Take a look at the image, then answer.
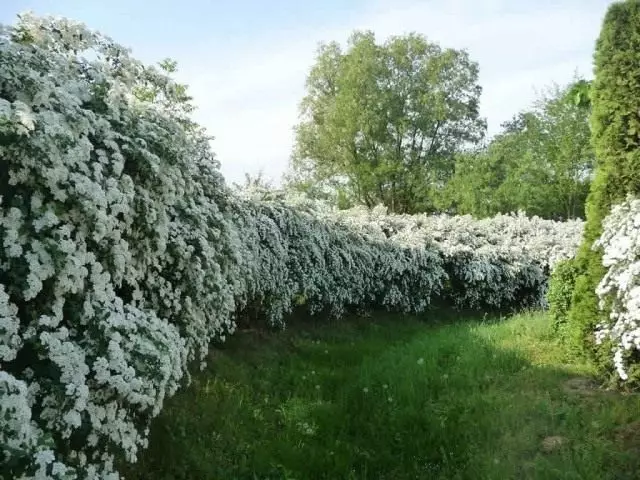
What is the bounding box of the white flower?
[594,197,640,382]
[0,13,585,479]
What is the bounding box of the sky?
[1,0,616,185]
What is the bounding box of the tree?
[289,31,485,214]
[441,79,594,219]
[568,79,592,109]
[232,170,274,191]
[566,0,640,375]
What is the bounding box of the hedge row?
[0,15,582,479]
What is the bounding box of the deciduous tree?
[442,80,594,220]
[289,31,485,213]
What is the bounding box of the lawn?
[123,311,640,480]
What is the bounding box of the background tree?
[568,78,592,109]
[289,31,485,214]
[232,170,274,191]
[441,79,594,219]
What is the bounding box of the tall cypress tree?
[567,0,640,374]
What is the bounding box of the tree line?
[284,31,595,220]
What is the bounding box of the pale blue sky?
[2,0,615,184]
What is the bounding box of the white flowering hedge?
[0,14,237,479]
[329,205,583,309]
[594,197,640,382]
[0,14,583,479]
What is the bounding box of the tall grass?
[124,312,640,479]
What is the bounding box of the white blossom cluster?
[0,14,231,479]
[226,194,448,325]
[245,195,584,311]
[332,206,583,309]
[594,197,640,381]
[331,205,583,268]
[0,14,584,479]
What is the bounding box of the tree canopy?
[288,31,594,220]
[289,31,485,214]
[439,79,594,220]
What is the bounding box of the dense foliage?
[0,15,586,479]
[288,32,595,221]
[547,258,579,338]
[288,31,485,214]
[443,81,594,220]
[328,204,582,309]
[565,0,640,376]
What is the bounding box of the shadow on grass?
[122,312,640,480]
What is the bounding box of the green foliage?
[547,258,578,338]
[567,0,640,371]
[125,312,640,479]
[290,33,595,221]
[568,79,593,109]
[289,31,485,214]
[442,79,594,220]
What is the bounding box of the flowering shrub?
[229,194,447,324]
[594,197,640,383]
[0,14,583,479]
[0,14,233,478]
[329,204,583,309]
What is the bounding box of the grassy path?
[124,312,640,479]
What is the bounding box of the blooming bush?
[325,203,582,309]
[0,14,583,479]
[0,14,233,478]
[594,197,640,383]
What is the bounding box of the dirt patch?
[562,377,640,399]
[540,436,568,453]
[562,377,601,396]
[614,421,640,453]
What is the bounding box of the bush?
[566,0,640,371]
[0,15,584,479]
[594,197,640,384]
[0,14,235,478]
[547,258,578,334]
[329,205,583,310]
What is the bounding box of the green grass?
[123,311,640,479]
